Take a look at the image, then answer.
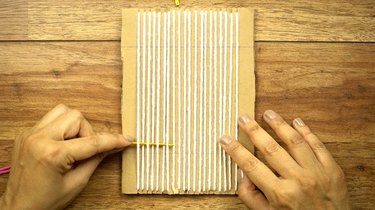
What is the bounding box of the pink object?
[0,166,11,175]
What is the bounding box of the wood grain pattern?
[0,0,28,40]
[0,0,374,41]
[0,42,374,209]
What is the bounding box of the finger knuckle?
[302,128,313,137]
[226,141,241,154]
[273,117,287,127]
[271,187,295,208]
[92,135,101,153]
[312,142,326,152]
[70,109,84,120]
[287,168,302,178]
[23,131,40,144]
[56,104,69,112]
[320,172,330,183]
[288,133,305,146]
[296,176,319,196]
[246,122,261,133]
[242,157,258,173]
[264,141,280,156]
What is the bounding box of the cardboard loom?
[121,8,255,194]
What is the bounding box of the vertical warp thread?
[202,11,207,192]
[193,10,198,193]
[172,10,176,192]
[177,10,181,190]
[155,11,161,191]
[218,10,223,192]
[198,10,204,192]
[136,9,241,194]
[228,12,234,191]
[182,11,187,191]
[136,11,141,191]
[213,11,218,191]
[166,11,171,192]
[146,11,151,191]
[187,11,192,191]
[161,11,167,193]
[208,10,213,191]
[234,11,239,191]
[223,11,228,192]
[141,11,146,191]
[151,11,156,192]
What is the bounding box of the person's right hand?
[220,110,350,210]
[0,104,132,210]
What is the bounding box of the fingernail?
[264,110,277,120]
[239,114,251,124]
[220,135,234,145]
[294,118,305,127]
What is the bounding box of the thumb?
[63,133,132,193]
[64,132,133,162]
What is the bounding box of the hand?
[220,110,350,210]
[0,104,132,210]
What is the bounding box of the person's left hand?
[0,104,132,210]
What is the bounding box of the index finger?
[220,135,279,193]
[64,132,132,162]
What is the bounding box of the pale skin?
[0,104,132,209]
[220,111,350,210]
[0,105,349,209]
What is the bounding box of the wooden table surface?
[0,0,374,209]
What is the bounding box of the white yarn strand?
[222,11,228,192]
[218,11,223,192]
[235,11,239,191]
[198,10,204,192]
[227,12,234,191]
[193,10,198,193]
[208,10,213,191]
[156,12,161,192]
[202,11,207,192]
[182,11,187,191]
[213,11,218,191]
[177,10,182,191]
[166,11,171,192]
[141,11,146,191]
[172,10,176,192]
[146,11,151,191]
[161,12,167,193]
[187,11,192,192]
[136,11,141,191]
[151,11,156,192]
